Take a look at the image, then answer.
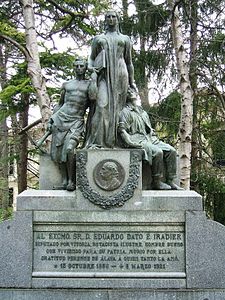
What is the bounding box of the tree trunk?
[0,45,9,210]
[133,0,149,109]
[169,1,194,189]
[139,37,149,110]
[189,0,200,183]
[21,0,51,124]
[10,94,29,194]
[122,0,129,22]
[17,94,29,193]
[0,118,9,210]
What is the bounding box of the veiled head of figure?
[104,10,120,31]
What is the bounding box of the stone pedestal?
[1,189,225,298]
[1,150,225,298]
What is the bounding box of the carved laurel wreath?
[76,150,142,209]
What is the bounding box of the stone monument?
[1,9,225,300]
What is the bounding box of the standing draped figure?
[85,10,136,148]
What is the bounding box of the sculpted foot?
[53,185,67,190]
[167,181,184,190]
[60,178,67,190]
[66,182,75,191]
[87,144,102,149]
[153,181,171,190]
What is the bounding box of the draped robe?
[85,31,133,148]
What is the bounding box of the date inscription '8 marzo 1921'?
[33,225,185,276]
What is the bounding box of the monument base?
[0,288,225,299]
[1,190,225,299]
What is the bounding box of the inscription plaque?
[33,224,185,277]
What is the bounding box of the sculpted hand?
[36,139,43,148]
[88,66,99,74]
[67,139,78,153]
[47,122,53,133]
[90,71,98,81]
[121,130,142,148]
[129,82,138,92]
[129,142,142,148]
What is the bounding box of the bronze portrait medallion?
[93,159,125,191]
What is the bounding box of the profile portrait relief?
[93,160,125,191]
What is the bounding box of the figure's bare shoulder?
[63,79,76,85]
[61,80,72,90]
[63,79,89,86]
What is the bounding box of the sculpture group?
[39,10,181,192]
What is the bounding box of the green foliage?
[0,78,33,120]
[0,0,21,21]
[0,49,79,122]
[196,3,225,91]
[148,91,181,144]
[76,20,97,36]
[0,207,13,222]
[131,1,169,41]
[196,170,225,195]
[207,32,225,55]
[190,93,225,224]
[201,106,225,161]
[0,21,25,45]
[195,94,225,163]
[0,177,8,192]
[0,79,32,101]
[193,169,225,225]
[210,131,225,161]
[145,50,167,73]
[90,1,109,16]
[40,50,77,81]
[121,1,171,94]
[199,32,225,66]
[133,49,167,86]
[36,0,109,40]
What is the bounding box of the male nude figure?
[47,57,96,191]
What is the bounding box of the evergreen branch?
[44,0,87,18]
[0,34,30,60]
[196,71,225,113]
[49,16,74,36]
